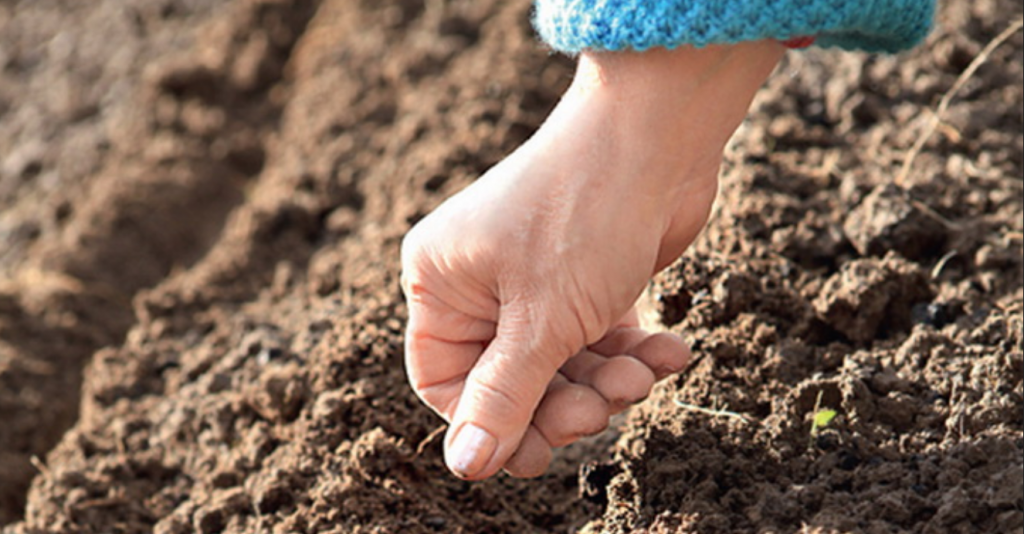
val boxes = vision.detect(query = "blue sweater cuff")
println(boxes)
[534,0,936,54]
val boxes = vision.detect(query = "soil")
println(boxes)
[0,0,1021,533]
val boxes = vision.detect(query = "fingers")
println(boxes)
[443,318,565,480]
[405,280,691,481]
[532,378,609,447]
[564,327,689,408]
[500,329,691,479]
[404,275,584,481]
[560,350,655,412]
[505,351,655,479]
[404,296,493,419]
[589,355,656,412]
[586,326,648,356]
[503,426,552,478]
[628,332,691,380]
[587,327,690,380]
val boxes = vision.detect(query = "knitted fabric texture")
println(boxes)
[534,0,935,53]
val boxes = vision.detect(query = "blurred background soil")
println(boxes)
[0,0,1020,532]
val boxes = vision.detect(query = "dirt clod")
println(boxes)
[814,254,934,343]
[843,183,948,260]
[1,0,1021,533]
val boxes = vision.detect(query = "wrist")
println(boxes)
[513,41,784,255]
[568,41,784,146]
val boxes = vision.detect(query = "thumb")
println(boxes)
[444,309,569,480]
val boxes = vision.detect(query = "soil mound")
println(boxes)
[1,0,1021,532]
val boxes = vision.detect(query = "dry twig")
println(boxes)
[896,18,1024,186]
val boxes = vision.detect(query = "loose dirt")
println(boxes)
[1,0,1021,533]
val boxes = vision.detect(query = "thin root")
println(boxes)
[415,424,447,456]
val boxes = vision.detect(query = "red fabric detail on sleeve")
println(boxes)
[781,36,816,49]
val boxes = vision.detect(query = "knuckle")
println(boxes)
[468,376,531,425]
[409,376,459,420]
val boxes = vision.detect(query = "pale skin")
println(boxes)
[401,41,786,480]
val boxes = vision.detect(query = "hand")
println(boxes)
[401,41,784,480]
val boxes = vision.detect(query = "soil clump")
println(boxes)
[1,0,1021,532]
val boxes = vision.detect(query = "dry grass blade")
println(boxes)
[669,354,758,422]
[896,18,1024,186]
[673,398,756,424]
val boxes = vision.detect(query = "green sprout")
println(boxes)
[813,409,838,432]
[809,390,839,449]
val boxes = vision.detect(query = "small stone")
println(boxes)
[423,516,447,530]
[911,301,959,328]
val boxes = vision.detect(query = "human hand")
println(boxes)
[401,41,784,480]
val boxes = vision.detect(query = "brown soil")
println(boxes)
[1,0,1021,533]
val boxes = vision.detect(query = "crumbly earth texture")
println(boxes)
[0,0,1021,533]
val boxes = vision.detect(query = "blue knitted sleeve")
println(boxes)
[534,0,936,54]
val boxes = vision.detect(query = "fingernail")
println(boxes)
[446,423,496,478]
